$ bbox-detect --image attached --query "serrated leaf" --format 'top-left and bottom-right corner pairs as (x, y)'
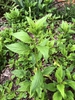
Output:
(18, 81), (30, 92)
(55, 66), (63, 83)
(6, 42), (30, 54)
(53, 91), (62, 100)
(57, 84), (65, 98)
(66, 80), (75, 90)
(30, 70), (43, 95)
(42, 66), (55, 76)
(12, 69), (26, 78)
(44, 83), (56, 92)
(36, 45), (49, 60)
(12, 31), (31, 43)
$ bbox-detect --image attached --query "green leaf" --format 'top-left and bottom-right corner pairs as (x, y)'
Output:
(36, 45), (49, 60)
(26, 17), (35, 28)
(53, 91), (62, 100)
(68, 29), (75, 34)
(68, 53), (75, 61)
(7, 92), (16, 99)
(0, 85), (3, 92)
(14, 0), (22, 7)
(60, 21), (69, 32)
(26, 15), (50, 34)
(73, 73), (75, 80)
(12, 69), (26, 78)
(49, 40), (55, 48)
(59, 45), (67, 57)
(0, 41), (2, 52)
(18, 0), (24, 8)
(36, 14), (49, 29)
(0, 97), (6, 100)
(66, 80), (75, 90)
(16, 93), (27, 99)
(55, 66), (63, 83)
(30, 70), (43, 96)
(12, 31), (31, 43)
(26, 17), (36, 34)
(57, 84), (65, 98)
(44, 83), (56, 92)
(66, 69), (71, 79)
(66, 90), (74, 100)
(70, 45), (75, 51)
(42, 66), (55, 76)
(6, 42), (30, 54)
(72, 18), (75, 23)
(39, 38), (49, 46)
(38, 0), (42, 4)
(36, 87), (43, 98)
(18, 81), (30, 92)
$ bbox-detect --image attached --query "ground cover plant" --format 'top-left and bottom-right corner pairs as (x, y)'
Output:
(0, 0), (14, 16)
(56, 3), (75, 21)
(0, 0), (75, 100)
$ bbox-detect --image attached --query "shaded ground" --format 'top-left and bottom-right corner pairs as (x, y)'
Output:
(0, 17), (7, 31)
